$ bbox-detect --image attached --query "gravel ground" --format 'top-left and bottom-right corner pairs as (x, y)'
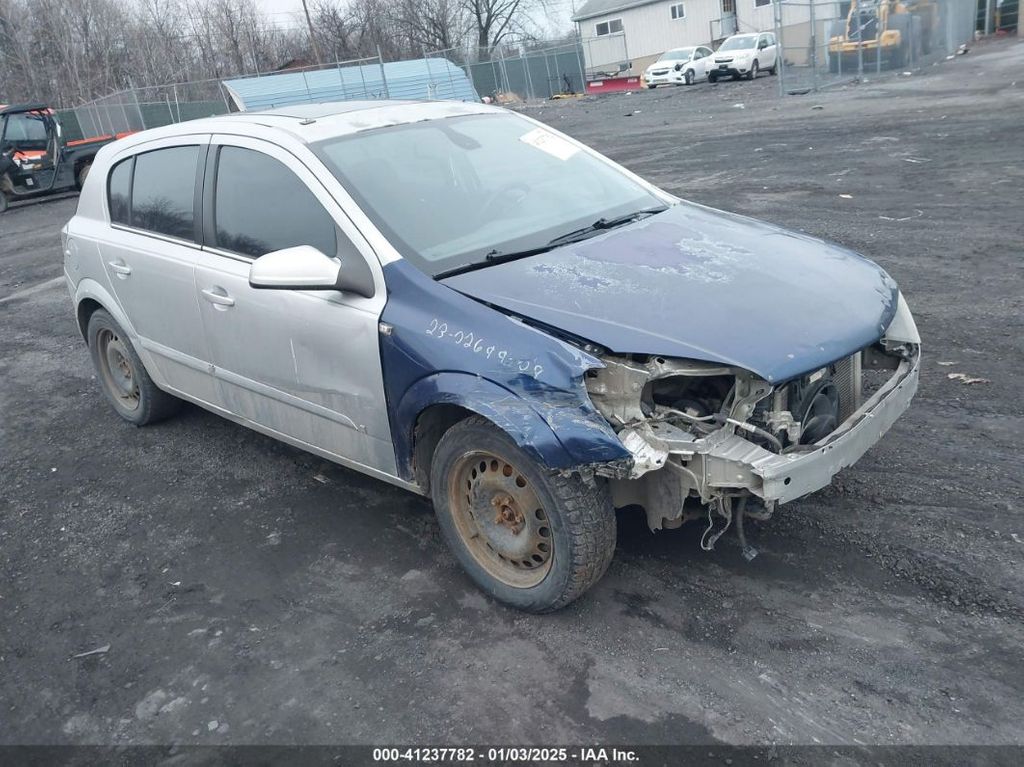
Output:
(1, 39), (1022, 748)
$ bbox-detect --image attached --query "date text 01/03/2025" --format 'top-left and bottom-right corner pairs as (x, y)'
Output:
(371, 746), (639, 763)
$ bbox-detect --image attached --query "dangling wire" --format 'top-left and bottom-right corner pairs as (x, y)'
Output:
(700, 497), (733, 551)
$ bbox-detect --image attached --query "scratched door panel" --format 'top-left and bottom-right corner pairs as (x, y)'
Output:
(193, 251), (396, 474)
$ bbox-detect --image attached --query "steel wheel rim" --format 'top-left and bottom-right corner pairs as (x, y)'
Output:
(448, 450), (553, 588)
(97, 328), (140, 411)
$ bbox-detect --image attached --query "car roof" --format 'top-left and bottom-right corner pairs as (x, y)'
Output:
(114, 99), (499, 149)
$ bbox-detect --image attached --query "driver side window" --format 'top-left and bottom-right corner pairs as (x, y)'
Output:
(212, 146), (337, 259)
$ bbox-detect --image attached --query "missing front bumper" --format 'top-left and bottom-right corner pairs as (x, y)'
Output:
(607, 349), (920, 524)
(694, 350), (919, 504)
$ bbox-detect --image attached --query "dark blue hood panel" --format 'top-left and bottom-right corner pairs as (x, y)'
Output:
(441, 203), (899, 383)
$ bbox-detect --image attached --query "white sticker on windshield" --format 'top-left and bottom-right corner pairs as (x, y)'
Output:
(519, 128), (579, 161)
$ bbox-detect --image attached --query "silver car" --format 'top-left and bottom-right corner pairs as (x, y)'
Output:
(63, 100), (920, 612)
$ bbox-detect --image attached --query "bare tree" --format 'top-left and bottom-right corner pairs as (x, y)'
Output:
(464, 0), (542, 60)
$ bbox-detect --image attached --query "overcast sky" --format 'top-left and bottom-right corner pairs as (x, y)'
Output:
(251, 0), (575, 39)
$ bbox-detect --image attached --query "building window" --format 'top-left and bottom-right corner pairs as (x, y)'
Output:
(595, 18), (623, 36)
(722, 0), (736, 13)
(754, 0), (771, 6)
(670, 3), (686, 19)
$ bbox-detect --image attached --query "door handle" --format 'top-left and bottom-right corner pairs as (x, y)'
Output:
(108, 260), (132, 277)
(201, 287), (235, 307)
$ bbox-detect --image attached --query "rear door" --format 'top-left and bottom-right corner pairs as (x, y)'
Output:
(193, 135), (395, 475)
(98, 136), (218, 404)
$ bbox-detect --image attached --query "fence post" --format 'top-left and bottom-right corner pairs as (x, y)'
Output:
(358, 60), (369, 99)
(773, 0), (785, 98)
(856, 3), (864, 77)
(337, 59), (349, 100)
(576, 41), (587, 94)
(524, 52), (535, 101)
(809, 0), (818, 92)
(377, 47), (390, 98)
(423, 47), (434, 99)
(218, 82), (233, 112)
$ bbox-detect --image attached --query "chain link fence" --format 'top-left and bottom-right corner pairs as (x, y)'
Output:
(58, 1), (988, 136)
(774, 0), (979, 94)
(419, 40), (590, 103)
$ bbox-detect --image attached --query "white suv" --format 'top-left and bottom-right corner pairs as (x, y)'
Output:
(710, 32), (778, 82)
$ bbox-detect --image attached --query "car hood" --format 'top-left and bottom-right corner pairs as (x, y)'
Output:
(440, 203), (899, 383)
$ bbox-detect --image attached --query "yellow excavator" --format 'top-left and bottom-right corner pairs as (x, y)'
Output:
(828, 0), (940, 72)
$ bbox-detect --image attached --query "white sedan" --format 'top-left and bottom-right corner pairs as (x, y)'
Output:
(643, 46), (715, 87)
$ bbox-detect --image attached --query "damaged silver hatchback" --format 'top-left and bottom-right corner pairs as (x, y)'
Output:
(64, 101), (920, 612)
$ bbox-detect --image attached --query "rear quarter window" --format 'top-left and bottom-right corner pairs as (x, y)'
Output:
(130, 145), (199, 241)
(108, 158), (132, 225)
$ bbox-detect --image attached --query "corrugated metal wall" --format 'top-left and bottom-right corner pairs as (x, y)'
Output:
(223, 58), (478, 111)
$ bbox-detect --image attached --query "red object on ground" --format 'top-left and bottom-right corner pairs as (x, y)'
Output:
(585, 76), (643, 94)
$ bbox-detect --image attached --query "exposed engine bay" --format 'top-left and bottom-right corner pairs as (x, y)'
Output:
(584, 334), (921, 559)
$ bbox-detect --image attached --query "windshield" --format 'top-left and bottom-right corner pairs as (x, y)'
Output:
(658, 48), (693, 62)
(314, 113), (663, 277)
(719, 35), (758, 51)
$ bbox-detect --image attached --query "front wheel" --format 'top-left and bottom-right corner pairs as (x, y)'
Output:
(430, 416), (617, 612)
(0, 190), (8, 214)
(684, 69), (694, 85)
(646, 84), (656, 89)
(747, 61), (760, 80)
(708, 73), (718, 83)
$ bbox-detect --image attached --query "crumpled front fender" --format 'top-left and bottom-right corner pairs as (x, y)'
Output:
(393, 372), (628, 479)
(379, 260), (630, 482)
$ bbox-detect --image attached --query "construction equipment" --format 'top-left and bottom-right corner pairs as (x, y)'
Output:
(828, 0), (941, 73)
(0, 103), (125, 214)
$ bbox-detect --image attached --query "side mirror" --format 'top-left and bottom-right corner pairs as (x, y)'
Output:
(758, 41), (769, 49)
(249, 245), (341, 290)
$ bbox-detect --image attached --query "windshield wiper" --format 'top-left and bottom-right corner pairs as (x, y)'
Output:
(545, 206), (668, 247)
(434, 205), (669, 279)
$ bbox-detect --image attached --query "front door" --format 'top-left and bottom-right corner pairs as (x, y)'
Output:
(193, 135), (395, 475)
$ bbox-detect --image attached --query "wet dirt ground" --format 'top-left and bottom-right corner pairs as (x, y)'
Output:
(1, 39), (1022, 748)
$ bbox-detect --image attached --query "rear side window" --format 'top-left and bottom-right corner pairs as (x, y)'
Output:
(130, 146), (199, 241)
(213, 146), (336, 258)
(108, 158), (132, 225)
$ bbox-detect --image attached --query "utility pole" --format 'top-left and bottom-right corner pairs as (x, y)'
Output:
(302, 0), (323, 66)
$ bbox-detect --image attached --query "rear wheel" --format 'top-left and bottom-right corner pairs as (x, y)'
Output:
(75, 161), (92, 190)
(87, 309), (181, 425)
(430, 416), (616, 612)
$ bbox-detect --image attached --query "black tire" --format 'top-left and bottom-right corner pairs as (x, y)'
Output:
(0, 190), (8, 214)
(708, 73), (718, 83)
(646, 84), (656, 89)
(76, 162), (92, 190)
(768, 59), (778, 75)
(430, 416), (616, 612)
(747, 60), (759, 80)
(87, 309), (181, 425)
(684, 69), (694, 85)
